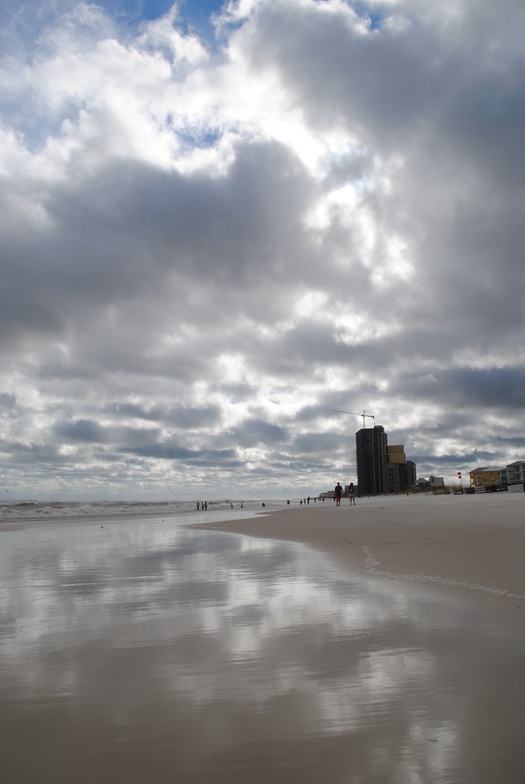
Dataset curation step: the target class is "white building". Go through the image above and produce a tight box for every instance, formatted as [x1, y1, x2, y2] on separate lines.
[506, 460, 525, 487]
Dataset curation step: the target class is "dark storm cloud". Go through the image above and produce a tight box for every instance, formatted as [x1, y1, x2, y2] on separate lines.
[54, 419, 109, 443]
[44, 139, 310, 281]
[391, 366, 525, 410]
[2, 440, 62, 465]
[231, 418, 289, 448]
[53, 419, 165, 447]
[0, 140, 313, 354]
[245, 1, 525, 161]
[0, 393, 17, 414]
[122, 444, 240, 463]
[412, 450, 498, 467]
[105, 402, 222, 429]
[105, 403, 167, 422]
[244, 2, 441, 147]
[292, 431, 343, 455]
[238, 0, 525, 335]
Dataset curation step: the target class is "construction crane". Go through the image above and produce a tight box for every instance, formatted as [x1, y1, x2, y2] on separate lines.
[333, 409, 375, 428]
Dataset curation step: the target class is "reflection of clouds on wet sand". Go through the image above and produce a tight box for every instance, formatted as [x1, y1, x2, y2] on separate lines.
[1, 517, 525, 783]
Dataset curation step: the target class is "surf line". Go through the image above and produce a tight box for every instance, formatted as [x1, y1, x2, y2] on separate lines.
[358, 545, 525, 600]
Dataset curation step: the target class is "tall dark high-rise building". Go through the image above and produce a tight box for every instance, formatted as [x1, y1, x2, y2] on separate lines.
[355, 425, 388, 495]
[355, 424, 416, 495]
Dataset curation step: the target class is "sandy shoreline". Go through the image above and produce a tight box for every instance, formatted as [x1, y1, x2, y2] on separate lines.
[3, 492, 524, 601]
[192, 492, 525, 604]
[3, 492, 525, 782]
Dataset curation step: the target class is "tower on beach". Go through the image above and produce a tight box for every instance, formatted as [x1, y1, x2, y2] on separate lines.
[356, 424, 416, 496]
[355, 425, 388, 495]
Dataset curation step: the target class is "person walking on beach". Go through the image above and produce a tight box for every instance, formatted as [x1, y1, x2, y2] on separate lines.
[348, 482, 356, 505]
[334, 482, 343, 506]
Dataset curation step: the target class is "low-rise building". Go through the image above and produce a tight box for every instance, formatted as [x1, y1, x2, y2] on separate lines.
[416, 475, 445, 490]
[469, 466, 507, 489]
[506, 460, 525, 487]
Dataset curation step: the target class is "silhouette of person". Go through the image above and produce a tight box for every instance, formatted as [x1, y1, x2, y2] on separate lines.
[334, 482, 343, 506]
[348, 482, 356, 505]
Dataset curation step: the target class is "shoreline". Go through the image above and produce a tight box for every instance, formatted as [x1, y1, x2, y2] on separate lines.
[3, 491, 525, 782]
[190, 492, 525, 606]
[3, 492, 524, 603]
[0, 506, 264, 532]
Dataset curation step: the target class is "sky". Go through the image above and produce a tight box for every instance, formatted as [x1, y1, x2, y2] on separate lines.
[1, 0, 525, 501]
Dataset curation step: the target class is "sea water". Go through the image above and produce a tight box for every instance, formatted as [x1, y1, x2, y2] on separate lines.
[0, 497, 288, 523]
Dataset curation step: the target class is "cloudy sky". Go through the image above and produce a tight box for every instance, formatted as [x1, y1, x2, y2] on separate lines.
[1, 0, 524, 500]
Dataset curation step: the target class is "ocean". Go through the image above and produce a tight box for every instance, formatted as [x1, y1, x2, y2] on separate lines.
[0, 497, 290, 523]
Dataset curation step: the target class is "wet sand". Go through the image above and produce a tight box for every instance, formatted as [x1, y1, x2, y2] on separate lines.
[2, 494, 525, 783]
[196, 492, 525, 603]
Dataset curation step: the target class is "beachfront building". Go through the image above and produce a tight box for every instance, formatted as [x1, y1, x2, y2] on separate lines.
[387, 444, 406, 464]
[401, 460, 417, 489]
[416, 475, 444, 489]
[383, 459, 417, 494]
[356, 425, 416, 495]
[356, 425, 387, 495]
[506, 460, 525, 487]
[469, 466, 507, 490]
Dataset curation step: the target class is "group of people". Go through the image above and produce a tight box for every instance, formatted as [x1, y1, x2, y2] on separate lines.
[334, 481, 356, 506]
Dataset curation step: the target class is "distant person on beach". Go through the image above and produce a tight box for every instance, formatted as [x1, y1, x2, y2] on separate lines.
[348, 482, 356, 505]
[334, 482, 343, 506]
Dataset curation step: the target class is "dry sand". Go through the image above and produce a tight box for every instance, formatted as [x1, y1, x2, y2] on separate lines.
[195, 491, 525, 605]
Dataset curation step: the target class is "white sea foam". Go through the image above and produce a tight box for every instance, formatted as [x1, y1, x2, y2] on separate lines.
[0, 498, 289, 522]
[359, 545, 525, 600]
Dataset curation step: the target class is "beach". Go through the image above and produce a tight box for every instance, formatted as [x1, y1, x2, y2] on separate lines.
[1, 493, 525, 783]
[197, 492, 525, 603]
